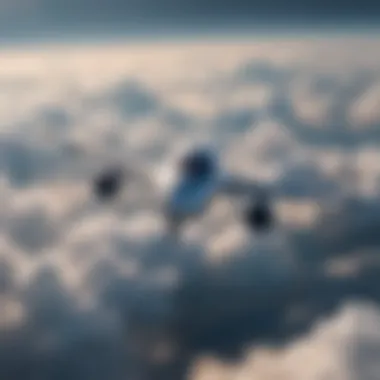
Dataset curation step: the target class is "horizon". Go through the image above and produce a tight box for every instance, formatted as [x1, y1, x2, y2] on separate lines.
[1, 23, 380, 49]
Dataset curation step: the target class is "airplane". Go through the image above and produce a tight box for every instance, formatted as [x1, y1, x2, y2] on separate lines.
[92, 146, 275, 238]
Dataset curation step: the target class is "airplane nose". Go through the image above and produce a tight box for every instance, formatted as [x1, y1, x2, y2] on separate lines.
[93, 166, 124, 200]
[244, 200, 274, 231]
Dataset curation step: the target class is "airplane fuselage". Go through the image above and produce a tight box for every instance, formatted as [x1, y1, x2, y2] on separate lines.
[165, 173, 221, 224]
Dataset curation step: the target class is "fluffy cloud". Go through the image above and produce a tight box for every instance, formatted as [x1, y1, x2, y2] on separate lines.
[2, 37, 380, 380]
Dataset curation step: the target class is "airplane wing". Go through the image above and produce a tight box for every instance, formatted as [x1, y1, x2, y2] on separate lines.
[218, 173, 274, 200]
[92, 160, 159, 201]
[91, 153, 176, 215]
[218, 174, 276, 231]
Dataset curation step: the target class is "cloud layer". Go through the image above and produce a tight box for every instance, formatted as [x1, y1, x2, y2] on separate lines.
[2, 36, 380, 380]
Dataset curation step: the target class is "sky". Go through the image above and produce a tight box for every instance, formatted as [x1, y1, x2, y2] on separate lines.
[1, 0, 380, 42]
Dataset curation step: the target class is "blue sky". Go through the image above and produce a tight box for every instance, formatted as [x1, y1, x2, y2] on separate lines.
[1, 0, 380, 42]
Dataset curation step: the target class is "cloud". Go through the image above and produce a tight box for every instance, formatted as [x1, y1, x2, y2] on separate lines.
[36, 104, 72, 130]
[8, 205, 60, 253]
[3, 38, 380, 380]
[190, 302, 380, 380]
[0, 256, 15, 294]
[277, 161, 339, 199]
[88, 79, 160, 120]
[0, 137, 67, 188]
[268, 67, 380, 148]
[212, 107, 257, 134]
[234, 60, 292, 87]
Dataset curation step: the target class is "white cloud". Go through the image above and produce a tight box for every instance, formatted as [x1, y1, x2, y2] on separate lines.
[2, 38, 380, 380]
